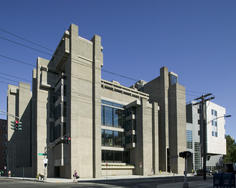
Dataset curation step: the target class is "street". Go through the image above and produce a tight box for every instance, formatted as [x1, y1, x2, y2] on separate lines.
[0, 177, 213, 188]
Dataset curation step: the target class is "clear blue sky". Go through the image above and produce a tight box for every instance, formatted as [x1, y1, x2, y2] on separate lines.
[0, 0, 235, 138]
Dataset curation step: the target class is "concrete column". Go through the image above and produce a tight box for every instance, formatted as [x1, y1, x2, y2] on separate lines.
[92, 35, 102, 178]
[152, 102, 159, 174]
[159, 67, 169, 172]
[169, 84, 186, 174]
[141, 98, 153, 176]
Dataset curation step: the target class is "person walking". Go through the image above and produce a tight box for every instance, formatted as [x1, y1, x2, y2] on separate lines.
[73, 170, 79, 182]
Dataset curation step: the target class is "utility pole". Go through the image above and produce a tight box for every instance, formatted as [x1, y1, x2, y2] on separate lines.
[193, 93, 215, 181]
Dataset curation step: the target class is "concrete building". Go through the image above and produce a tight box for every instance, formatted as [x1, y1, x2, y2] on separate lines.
[7, 82, 32, 177]
[7, 24, 187, 178]
[0, 119, 7, 172]
[133, 68, 187, 174]
[186, 101, 227, 172]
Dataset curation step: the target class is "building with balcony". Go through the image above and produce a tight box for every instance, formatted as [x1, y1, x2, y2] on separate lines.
[7, 24, 187, 178]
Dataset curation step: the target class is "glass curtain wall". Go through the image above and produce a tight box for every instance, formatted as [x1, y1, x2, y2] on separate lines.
[101, 100, 131, 163]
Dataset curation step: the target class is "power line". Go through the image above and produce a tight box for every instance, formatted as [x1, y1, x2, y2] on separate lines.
[0, 35, 51, 56]
[0, 30, 162, 85]
[0, 71, 31, 82]
[0, 27, 53, 52]
[102, 69, 138, 82]
[0, 54, 34, 67]
[0, 57, 199, 98]
[0, 28, 206, 96]
[0, 75, 20, 84]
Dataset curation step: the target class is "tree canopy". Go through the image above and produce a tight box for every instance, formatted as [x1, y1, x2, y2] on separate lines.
[224, 135, 236, 163]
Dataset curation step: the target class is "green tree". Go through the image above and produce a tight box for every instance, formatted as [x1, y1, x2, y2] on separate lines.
[224, 135, 236, 163]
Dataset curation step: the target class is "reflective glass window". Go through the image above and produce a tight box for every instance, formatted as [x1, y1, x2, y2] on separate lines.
[186, 130, 193, 149]
[101, 150, 129, 163]
[101, 101, 124, 128]
[169, 74, 177, 85]
[101, 106, 104, 125]
[104, 106, 113, 126]
[105, 130, 113, 146]
[102, 130, 105, 146]
[114, 131, 123, 147]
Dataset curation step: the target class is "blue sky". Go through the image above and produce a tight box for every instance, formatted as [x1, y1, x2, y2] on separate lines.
[0, 0, 235, 138]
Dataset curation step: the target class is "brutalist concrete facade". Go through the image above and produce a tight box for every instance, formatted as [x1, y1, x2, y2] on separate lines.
[7, 82, 32, 177]
[0, 119, 7, 171]
[29, 24, 160, 178]
[134, 67, 186, 174]
[7, 24, 187, 178]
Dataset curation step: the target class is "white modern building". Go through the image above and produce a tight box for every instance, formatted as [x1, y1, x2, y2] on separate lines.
[186, 101, 227, 172]
[206, 101, 226, 156]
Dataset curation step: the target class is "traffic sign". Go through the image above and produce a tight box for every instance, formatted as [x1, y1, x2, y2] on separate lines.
[38, 153, 47, 156]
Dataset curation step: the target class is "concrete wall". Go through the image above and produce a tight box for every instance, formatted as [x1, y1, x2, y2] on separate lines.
[169, 84, 186, 174]
[142, 67, 169, 172]
[7, 82, 32, 177]
[0, 119, 7, 170]
[34, 57, 50, 177]
[142, 67, 186, 174]
[67, 24, 103, 178]
[7, 85, 18, 175]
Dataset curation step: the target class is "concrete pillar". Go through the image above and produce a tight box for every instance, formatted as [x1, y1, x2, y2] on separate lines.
[92, 35, 103, 178]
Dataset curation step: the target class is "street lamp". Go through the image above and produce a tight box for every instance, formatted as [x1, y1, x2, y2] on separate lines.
[207, 114, 232, 124]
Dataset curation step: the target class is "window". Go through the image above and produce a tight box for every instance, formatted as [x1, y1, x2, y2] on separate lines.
[114, 131, 123, 147]
[102, 129, 124, 147]
[169, 74, 177, 85]
[113, 108, 122, 128]
[101, 100, 123, 108]
[211, 109, 217, 117]
[104, 106, 113, 126]
[102, 130, 105, 146]
[101, 100, 124, 128]
[212, 131, 214, 136]
[102, 150, 130, 163]
[105, 130, 113, 147]
[215, 132, 218, 137]
[212, 120, 217, 127]
[186, 130, 193, 149]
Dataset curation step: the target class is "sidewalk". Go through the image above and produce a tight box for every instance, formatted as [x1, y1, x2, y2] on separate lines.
[1, 174, 201, 183]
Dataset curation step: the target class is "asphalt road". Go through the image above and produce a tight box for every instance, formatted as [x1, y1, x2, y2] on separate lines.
[0, 177, 213, 188]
